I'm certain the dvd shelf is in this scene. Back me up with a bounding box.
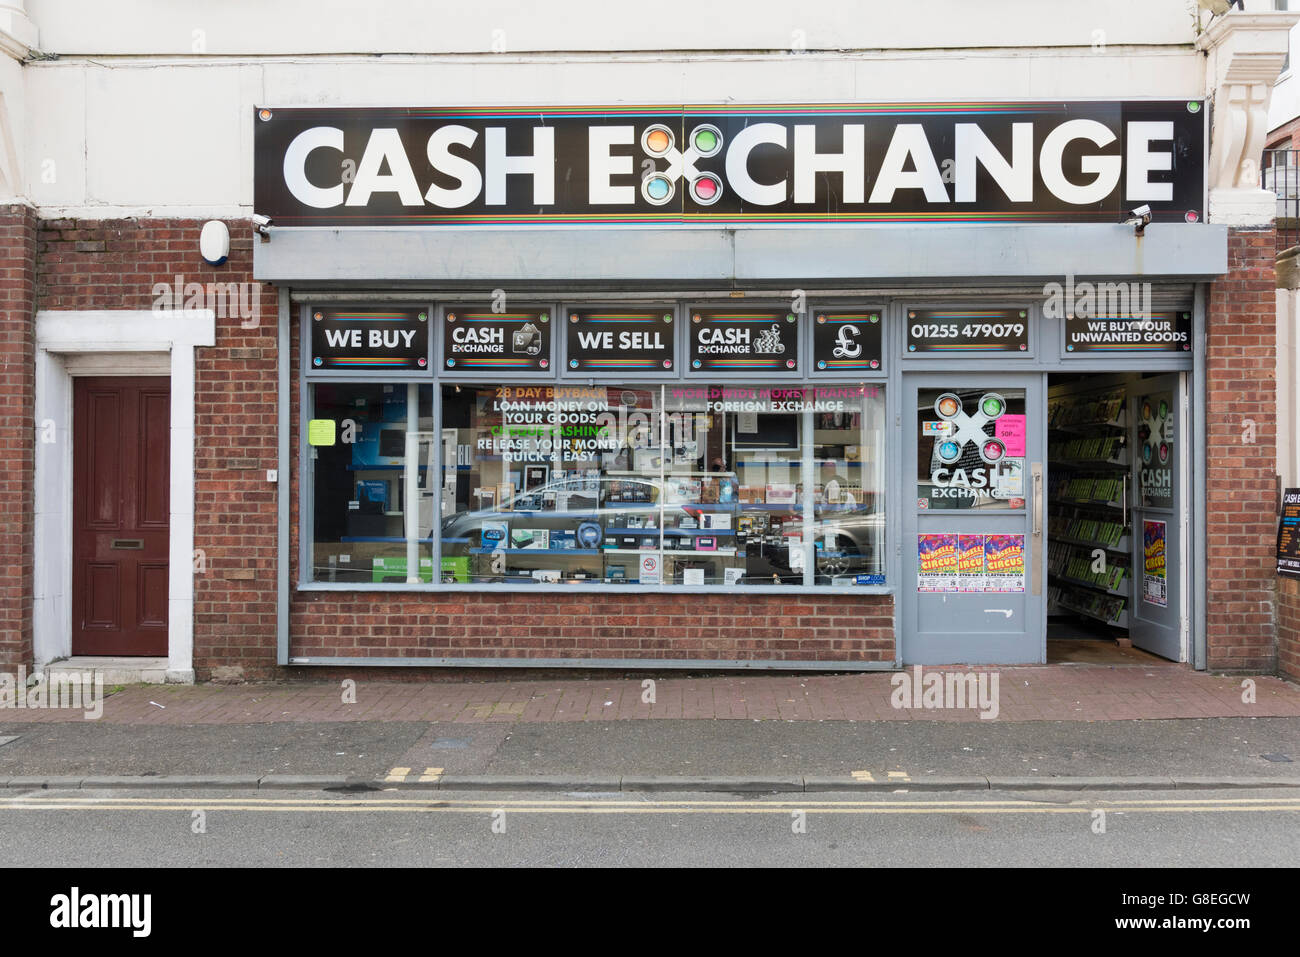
[1046,385,1130,629]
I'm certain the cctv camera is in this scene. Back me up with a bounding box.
[251,213,272,237]
[1123,204,1153,234]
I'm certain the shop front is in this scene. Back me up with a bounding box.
[254,100,1221,669]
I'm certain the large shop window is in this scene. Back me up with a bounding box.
[439,383,886,586]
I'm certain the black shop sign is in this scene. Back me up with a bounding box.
[566,308,675,373]
[907,309,1029,354]
[442,307,552,373]
[310,306,429,372]
[254,101,1206,227]
[689,309,799,374]
[812,311,883,373]
[1065,311,1191,353]
[1279,488,1300,578]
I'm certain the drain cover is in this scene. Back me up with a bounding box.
[431,738,470,749]
[1260,753,1293,763]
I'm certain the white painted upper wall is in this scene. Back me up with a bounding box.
[8,0,1228,217]
[27,0,1203,55]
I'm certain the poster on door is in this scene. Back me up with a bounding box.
[1143,520,1168,607]
[983,534,1026,592]
[917,533,959,592]
[957,534,985,592]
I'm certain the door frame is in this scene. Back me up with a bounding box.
[900,371,1047,665]
[33,309,215,681]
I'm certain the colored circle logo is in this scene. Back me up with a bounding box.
[979,393,1006,418]
[981,440,1005,463]
[691,125,722,157]
[938,441,961,462]
[935,393,961,419]
[690,172,722,205]
[642,125,674,157]
[642,172,674,205]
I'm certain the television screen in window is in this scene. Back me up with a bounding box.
[729,413,798,450]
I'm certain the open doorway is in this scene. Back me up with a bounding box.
[1046,372,1185,664]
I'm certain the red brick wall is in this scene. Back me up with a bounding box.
[1279,576,1300,683]
[290,592,895,663]
[1205,227,1279,671]
[34,217,280,676]
[0,204,36,672]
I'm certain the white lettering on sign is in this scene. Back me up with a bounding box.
[453,327,504,344]
[368,329,416,348]
[698,328,750,345]
[277,116,1182,212]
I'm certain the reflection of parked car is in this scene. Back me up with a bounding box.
[813,508,885,577]
[440,473,883,581]
[440,476,667,548]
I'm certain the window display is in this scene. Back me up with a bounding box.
[308,383,435,583]
[437,383,885,586]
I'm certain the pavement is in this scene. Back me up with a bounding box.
[9,663,1300,724]
[1,663,1299,792]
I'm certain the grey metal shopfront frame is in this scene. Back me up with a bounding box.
[263,223,1221,670]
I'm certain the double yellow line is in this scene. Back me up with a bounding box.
[2,795,1299,815]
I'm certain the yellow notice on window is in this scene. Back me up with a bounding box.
[308,419,336,446]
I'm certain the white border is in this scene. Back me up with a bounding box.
[33,310,216,682]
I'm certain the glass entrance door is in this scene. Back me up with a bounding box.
[902,374,1045,664]
[1128,373,1185,660]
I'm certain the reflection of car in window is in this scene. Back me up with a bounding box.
[441,476,662,547]
[440,473,882,582]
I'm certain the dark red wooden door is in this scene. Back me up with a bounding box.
[72,377,170,656]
